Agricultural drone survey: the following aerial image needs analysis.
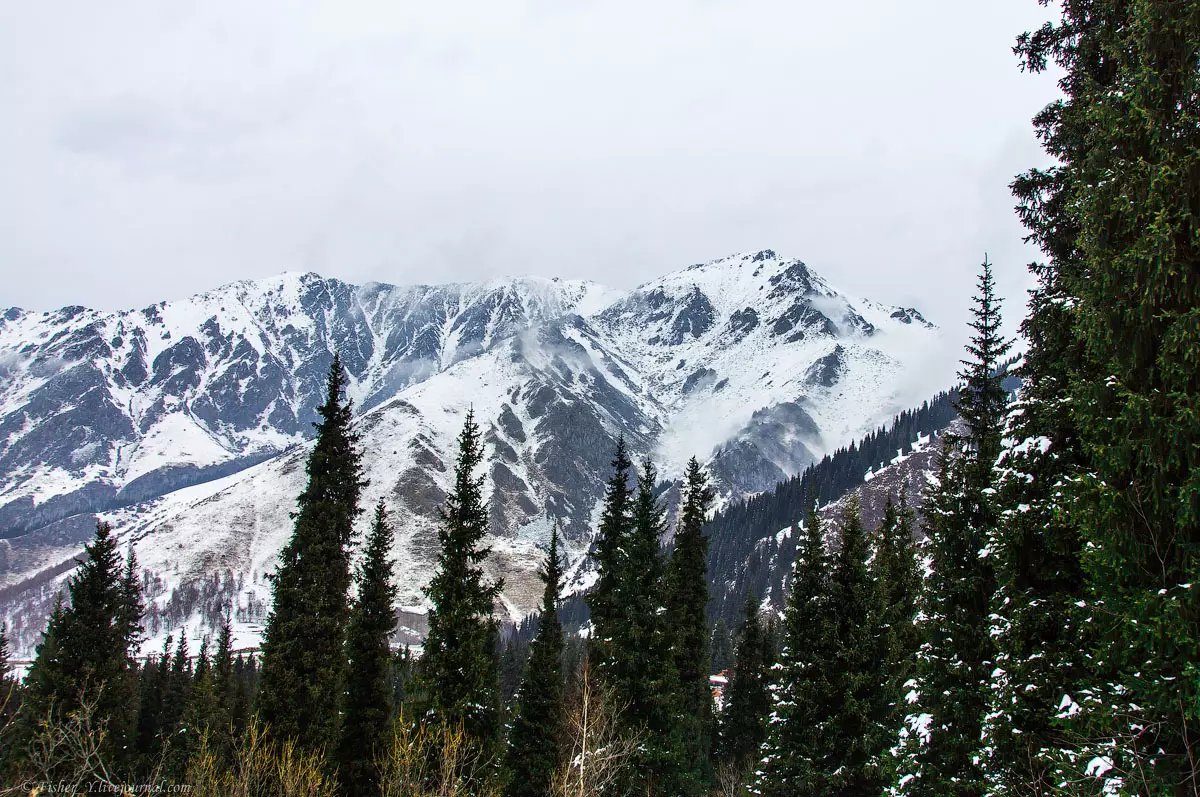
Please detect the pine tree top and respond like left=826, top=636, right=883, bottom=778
left=540, top=524, right=564, bottom=619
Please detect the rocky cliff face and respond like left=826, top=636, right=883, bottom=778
left=0, top=250, right=951, bottom=655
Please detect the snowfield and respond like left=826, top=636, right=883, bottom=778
left=0, top=250, right=955, bottom=656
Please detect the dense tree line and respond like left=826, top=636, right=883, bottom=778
left=3, top=2, right=1198, bottom=793
left=705, top=389, right=958, bottom=625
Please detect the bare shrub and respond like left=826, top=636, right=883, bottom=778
left=551, top=659, right=641, bottom=797
left=375, top=714, right=499, bottom=797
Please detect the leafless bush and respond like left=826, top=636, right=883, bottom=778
left=375, top=714, right=499, bottom=797
left=3, top=689, right=125, bottom=795
left=185, top=717, right=335, bottom=797
left=551, top=659, right=641, bottom=797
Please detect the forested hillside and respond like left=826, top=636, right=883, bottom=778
left=2, top=1, right=1198, bottom=795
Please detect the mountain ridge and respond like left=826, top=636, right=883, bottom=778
left=0, top=249, right=955, bottom=656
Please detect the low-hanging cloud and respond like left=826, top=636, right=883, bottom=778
left=1, top=0, right=1061, bottom=356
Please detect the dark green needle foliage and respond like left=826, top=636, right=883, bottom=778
left=664, top=456, right=716, bottom=794
left=752, top=504, right=831, bottom=796
left=892, top=259, right=1011, bottom=796
left=20, top=521, right=142, bottom=772
left=257, top=353, right=367, bottom=751
left=505, top=525, right=566, bottom=797
left=339, top=501, right=398, bottom=797
left=588, top=435, right=634, bottom=680
left=420, top=410, right=504, bottom=759
left=716, top=592, right=771, bottom=781
left=612, top=458, right=681, bottom=795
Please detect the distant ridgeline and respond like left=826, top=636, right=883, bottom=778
left=705, top=388, right=960, bottom=625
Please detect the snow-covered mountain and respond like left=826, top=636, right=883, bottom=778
left=0, top=250, right=953, bottom=656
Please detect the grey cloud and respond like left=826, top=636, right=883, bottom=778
left=0, top=0, right=1061, bottom=356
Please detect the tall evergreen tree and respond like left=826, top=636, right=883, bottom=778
left=118, top=548, right=144, bottom=659
left=665, top=456, right=716, bottom=794
left=587, top=435, right=634, bottom=679
left=610, top=457, right=681, bottom=794
left=505, top=525, right=566, bottom=797
left=338, top=501, right=398, bottom=797
left=159, top=633, right=194, bottom=775
left=1029, top=0, right=1200, bottom=789
left=892, top=259, right=1011, bottom=796
left=257, top=353, right=366, bottom=751
left=0, top=623, right=18, bottom=782
left=137, top=634, right=172, bottom=763
left=823, top=497, right=890, bottom=794
left=420, top=410, right=504, bottom=757
left=716, top=592, right=771, bottom=779
left=752, top=504, right=831, bottom=796
left=212, top=612, right=235, bottom=735
left=871, top=491, right=922, bottom=771
left=177, top=636, right=219, bottom=768
left=0, top=623, right=13, bottom=715
left=709, top=618, right=734, bottom=674
left=977, top=7, right=1119, bottom=792
left=20, top=521, right=141, bottom=769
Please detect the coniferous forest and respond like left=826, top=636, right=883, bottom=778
left=2, top=2, right=1199, bottom=795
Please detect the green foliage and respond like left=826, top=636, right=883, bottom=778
left=20, top=521, right=142, bottom=772
left=664, top=456, right=716, bottom=794
left=587, top=435, right=634, bottom=679
left=257, top=353, right=367, bottom=751
left=709, top=618, right=733, bottom=674
left=420, top=410, right=504, bottom=759
left=752, top=504, right=831, bottom=796
left=0, top=622, right=20, bottom=781
left=864, top=493, right=922, bottom=788
left=1055, top=0, right=1200, bottom=789
left=716, top=592, right=771, bottom=781
left=339, top=501, right=399, bottom=797
left=610, top=457, right=682, bottom=794
left=892, top=259, right=1010, bottom=796
left=136, top=635, right=172, bottom=765
left=821, top=497, right=892, bottom=794
left=998, top=2, right=1200, bottom=791
left=505, top=525, right=566, bottom=797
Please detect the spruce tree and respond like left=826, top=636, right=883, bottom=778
left=892, top=259, right=1011, bottom=796
left=257, top=353, right=366, bottom=751
left=420, top=410, right=504, bottom=758
left=0, top=623, right=18, bottom=782
left=118, top=548, right=144, bottom=659
left=161, top=634, right=192, bottom=737
left=499, top=639, right=522, bottom=708
left=338, top=501, right=398, bottom=797
left=823, top=496, right=889, bottom=794
left=136, top=634, right=172, bottom=763
left=871, top=491, right=922, bottom=773
left=20, top=521, right=141, bottom=769
left=211, top=612, right=236, bottom=749
left=587, top=435, right=634, bottom=679
left=975, top=7, right=1118, bottom=791
left=709, top=618, right=733, bottom=674
left=716, top=592, right=771, bottom=779
left=178, top=636, right=219, bottom=768
left=1041, top=1, right=1199, bottom=788
left=505, top=525, right=566, bottom=797
left=611, top=457, right=681, bottom=794
left=752, top=504, right=831, bottom=796
left=664, top=456, right=716, bottom=794
left=0, top=623, right=13, bottom=716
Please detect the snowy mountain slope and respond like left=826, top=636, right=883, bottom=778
left=0, top=273, right=608, bottom=538
left=0, top=250, right=954, bottom=656
left=594, top=251, right=947, bottom=490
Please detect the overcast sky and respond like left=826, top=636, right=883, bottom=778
left=0, top=1, right=1060, bottom=342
